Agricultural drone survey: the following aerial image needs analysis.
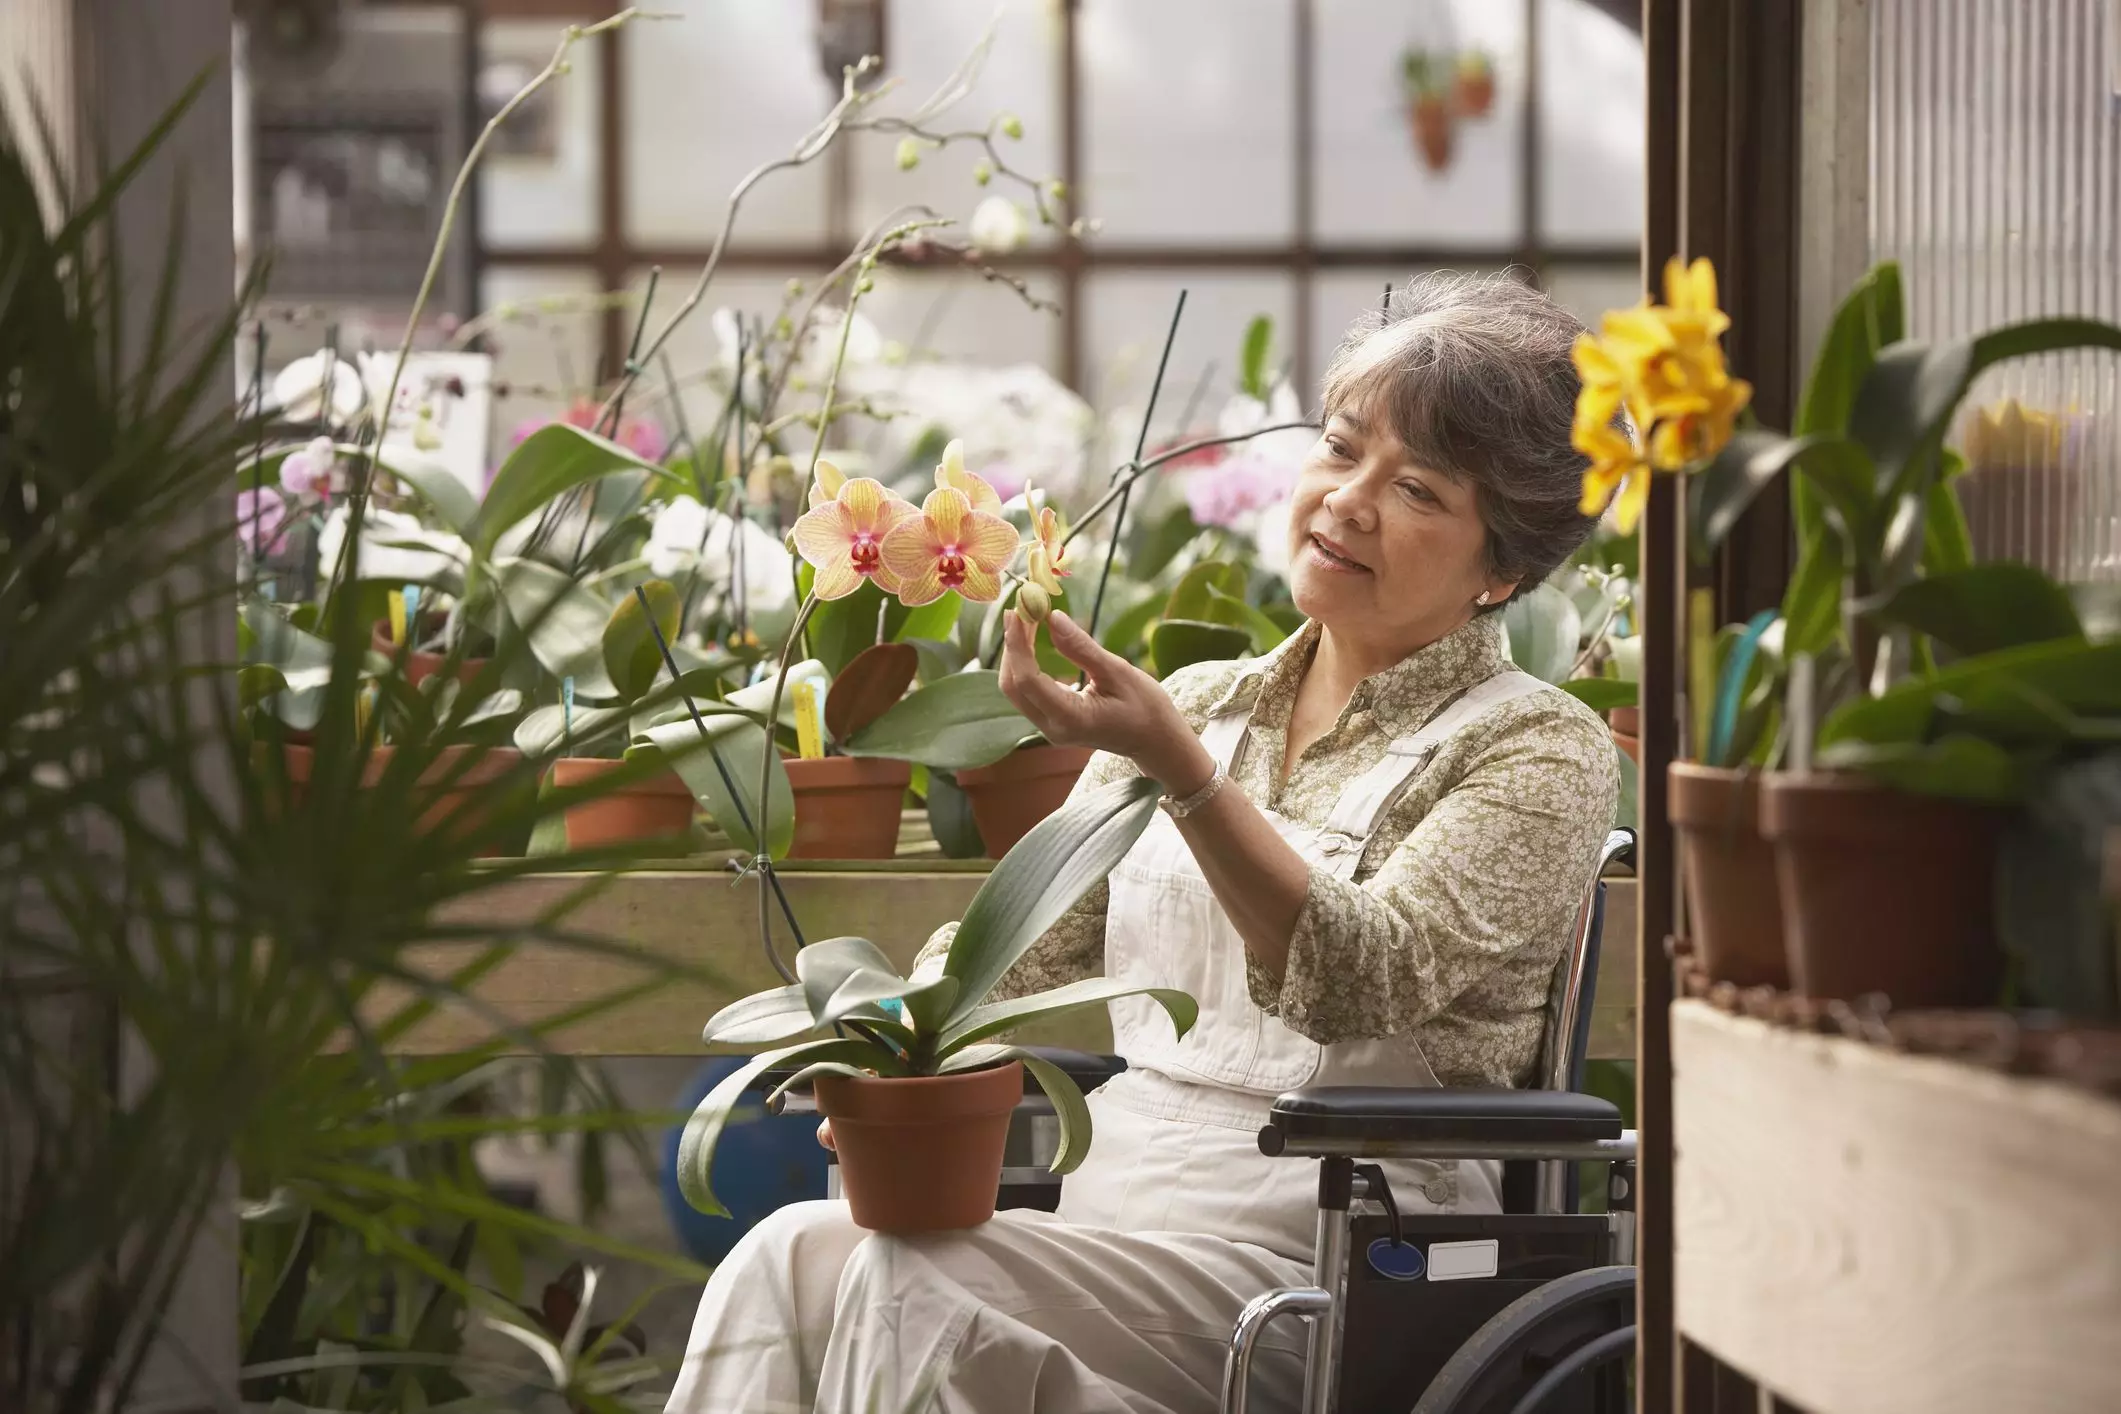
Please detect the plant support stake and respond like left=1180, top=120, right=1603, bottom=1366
left=1086, top=289, right=1187, bottom=638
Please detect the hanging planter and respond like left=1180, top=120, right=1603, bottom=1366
left=954, top=744, right=1096, bottom=859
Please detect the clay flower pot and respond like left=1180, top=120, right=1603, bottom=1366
left=1760, top=771, right=2007, bottom=1007
left=1607, top=706, right=1641, bottom=765
left=552, top=757, right=696, bottom=851
left=371, top=618, right=488, bottom=689
left=815, top=1062, right=1023, bottom=1232
left=1409, top=95, right=1455, bottom=171
left=1668, top=762, right=1787, bottom=988
left=278, top=741, right=525, bottom=857
left=785, top=756, right=913, bottom=860
left=954, top=745, right=1094, bottom=858
left=1452, top=64, right=1495, bottom=118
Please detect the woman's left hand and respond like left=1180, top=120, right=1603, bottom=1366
left=997, top=609, right=1213, bottom=794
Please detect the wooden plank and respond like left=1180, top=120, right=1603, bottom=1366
left=378, top=871, right=1640, bottom=1062
left=1673, top=1001, right=2121, bottom=1414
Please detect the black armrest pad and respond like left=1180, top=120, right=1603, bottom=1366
left=1261, top=1087, right=1621, bottom=1154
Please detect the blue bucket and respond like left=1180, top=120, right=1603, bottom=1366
left=659, top=1057, right=832, bottom=1266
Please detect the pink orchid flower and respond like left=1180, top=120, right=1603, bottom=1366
left=791, top=474, right=916, bottom=600
left=880, top=485, right=1021, bottom=606
left=236, top=486, right=292, bottom=557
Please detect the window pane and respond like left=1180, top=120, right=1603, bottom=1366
left=1306, top=265, right=1514, bottom=392
left=625, top=2, right=835, bottom=246
left=623, top=266, right=816, bottom=455
left=858, top=265, right=1062, bottom=371
left=849, top=0, right=1061, bottom=251
left=478, top=20, right=600, bottom=249
left=1084, top=271, right=1299, bottom=438
left=1081, top=0, right=1296, bottom=242
left=1541, top=263, right=1645, bottom=328
left=1536, top=0, right=1645, bottom=247
left=1311, top=0, right=1524, bottom=246
left=480, top=266, right=606, bottom=452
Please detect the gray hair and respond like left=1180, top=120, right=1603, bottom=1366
left=1318, top=269, right=1600, bottom=606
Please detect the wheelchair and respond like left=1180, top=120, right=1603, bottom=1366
left=793, top=827, right=1639, bottom=1413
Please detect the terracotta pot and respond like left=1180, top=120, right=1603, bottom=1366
left=1453, top=69, right=1495, bottom=118
left=785, top=756, right=912, bottom=859
left=1409, top=96, right=1454, bottom=171
left=278, top=742, right=525, bottom=857
left=552, top=757, right=695, bottom=851
left=1668, top=763, right=1788, bottom=988
left=954, top=746, right=1095, bottom=859
left=815, top=1062, right=1023, bottom=1232
left=1608, top=706, right=1641, bottom=765
left=371, top=618, right=489, bottom=688
left=1760, top=772, right=2007, bottom=1007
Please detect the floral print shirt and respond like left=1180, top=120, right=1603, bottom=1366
left=918, top=614, right=1620, bottom=1090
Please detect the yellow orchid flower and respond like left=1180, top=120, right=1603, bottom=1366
left=879, top=485, right=1021, bottom=605
left=1026, top=498, right=1071, bottom=596
left=934, top=437, right=1003, bottom=516
left=1573, top=420, right=1654, bottom=535
left=791, top=475, right=917, bottom=600
left=1963, top=398, right=2066, bottom=472
left=807, top=456, right=848, bottom=510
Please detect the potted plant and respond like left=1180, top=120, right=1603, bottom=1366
left=1591, top=256, right=2121, bottom=1004
left=675, top=773, right=1196, bottom=1233
left=1452, top=48, right=1496, bottom=118
left=1400, top=49, right=1454, bottom=172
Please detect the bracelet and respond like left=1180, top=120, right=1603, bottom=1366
left=1158, top=769, right=1229, bottom=820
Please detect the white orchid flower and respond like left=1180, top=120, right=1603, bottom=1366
left=317, top=504, right=470, bottom=589
left=969, top=195, right=1030, bottom=254
left=271, top=350, right=370, bottom=426
left=645, top=496, right=796, bottom=615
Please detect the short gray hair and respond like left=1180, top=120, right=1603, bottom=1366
left=1319, top=270, right=1600, bottom=605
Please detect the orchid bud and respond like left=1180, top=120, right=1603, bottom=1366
left=1016, top=583, right=1053, bottom=623
left=1000, top=113, right=1024, bottom=140
left=972, top=160, right=993, bottom=186
left=1046, top=179, right=1068, bottom=202
left=895, top=137, right=921, bottom=171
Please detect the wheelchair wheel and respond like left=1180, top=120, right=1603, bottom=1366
left=1409, top=1265, right=1635, bottom=1414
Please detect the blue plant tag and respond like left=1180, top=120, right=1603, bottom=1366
left=1366, top=1236, right=1426, bottom=1282
left=562, top=676, right=576, bottom=749
left=402, top=583, right=421, bottom=627
left=876, top=997, right=908, bottom=1024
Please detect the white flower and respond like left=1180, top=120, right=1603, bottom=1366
left=317, top=505, right=470, bottom=587
left=271, top=350, right=369, bottom=426
left=968, top=196, right=1030, bottom=254
left=646, top=497, right=795, bottom=615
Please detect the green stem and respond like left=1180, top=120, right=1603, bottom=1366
left=1059, top=421, right=1316, bottom=551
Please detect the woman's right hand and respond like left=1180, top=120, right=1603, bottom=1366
left=816, top=1119, right=836, bottom=1152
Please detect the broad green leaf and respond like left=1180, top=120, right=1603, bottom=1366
left=937, top=976, right=1197, bottom=1055
left=1559, top=677, right=1637, bottom=712
left=1815, top=734, right=2025, bottom=804
left=492, top=556, right=618, bottom=698
left=893, top=592, right=963, bottom=647
left=825, top=643, right=919, bottom=743
left=839, top=670, right=1034, bottom=770
left=1164, top=561, right=1247, bottom=624
left=1239, top=315, right=1273, bottom=400
left=675, top=1038, right=901, bottom=1216
left=1781, top=529, right=1845, bottom=657
left=1130, top=508, right=1203, bottom=582
left=642, top=715, right=793, bottom=859
left=1148, top=619, right=1251, bottom=678
left=795, top=936, right=903, bottom=1024
left=1919, top=473, right=1975, bottom=577
left=1499, top=584, right=1580, bottom=685
left=1819, top=637, right=2121, bottom=751
left=1796, top=261, right=1904, bottom=440
left=807, top=578, right=893, bottom=678
left=514, top=703, right=626, bottom=758
left=924, top=769, right=986, bottom=858
left=940, top=1044, right=1095, bottom=1173
left=1207, top=585, right=1289, bottom=652
left=1873, top=563, right=2083, bottom=658
left=1099, top=587, right=1166, bottom=660
left=701, top=984, right=814, bottom=1046
left=381, top=451, right=479, bottom=537
left=942, top=774, right=1162, bottom=1024
left=600, top=579, right=681, bottom=704
left=472, top=423, right=666, bottom=556
left=1690, top=431, right=1876, bottom=560
left=763, top=1061, right=885, bottom=1110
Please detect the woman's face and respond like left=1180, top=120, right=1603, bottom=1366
left=1285, top=400, right=1519, bottom=656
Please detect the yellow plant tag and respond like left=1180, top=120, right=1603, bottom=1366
left=793, top=679, right=825, bottom=759
left=386, top=589, right=408, bottom=646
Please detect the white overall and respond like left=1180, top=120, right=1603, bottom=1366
left=667, top=669, right=1552, bottom=1414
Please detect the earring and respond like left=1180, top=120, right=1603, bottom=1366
left=1475, top=590, right=1492, bottom=606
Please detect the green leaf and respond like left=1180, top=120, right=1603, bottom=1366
left=1130, top=509, right=1203, bottom=582
left=1920, top=473, right=1975, bottom=577
left=1819, top=637, right=2121, bottom=751
left=642, top=715, right=793, bottom=859
left=924, top=769, right=986, bottom=858
left=675, top=1038, right=900, bottom=1216
left=1559, top=677, right=1637, bottom=711
left=1499, top=584, right=1581, bottom=685
left=794, top=936, right=904, bottom=1024
left=1691, top=431, right=1876, bottom=560
left=472, top=423, right=667, bottom=557
left=1099, top=587, right=1166, bottom=661
left=1239, top=315, right=1273, bottom=401
left=807, top=579, right=892, bottom=678
left=1207, top=585, right=1289, bottom=652
left=893, top=592, right=963, bottom=647
left=839, top=670, right=1034, bottom=770
left=1816, top=734, right=2026, bottom=803
left=492, top=556, right=618, bottom=699
left=1149, top=619, right=1252, bottom=677
left=940, top=1044, right=1095, bottom=1174
left=380, top=450, right=479, bottom=537
left=942, top=774, right=1162, bottom=1024
left=1872, top=563, right=2083, bottom=658
left=825, top=643, right=918, bottom=743
left=1796, top=261, right=1904, bottom=440
left=600, top=579, right=680, bottom=705
left=1781, top=529, right=1845, bottom=658
left=701, top=984, right=815, bottom=1046
left=1164, top=561, right=1247, bottom=624
left=937, top=976, right=1197, bottom=1055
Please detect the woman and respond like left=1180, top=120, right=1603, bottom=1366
left=667, top=272, right=1620, bottom=1414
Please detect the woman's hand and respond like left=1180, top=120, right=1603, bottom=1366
left=997, top=609, right=1215, bottom=795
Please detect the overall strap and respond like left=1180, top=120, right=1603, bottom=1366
left=1199, top=707, right=1253, bottom=773
left=1322, top=669, right=1555, bottom=839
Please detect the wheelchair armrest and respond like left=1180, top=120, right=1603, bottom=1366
left=1258, top=1087, right=1626, bottom=1162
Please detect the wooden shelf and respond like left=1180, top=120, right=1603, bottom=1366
left=1672, top=1000, right=2121, bottom=1414
left=372, top=872, right=1639, bottom=1061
